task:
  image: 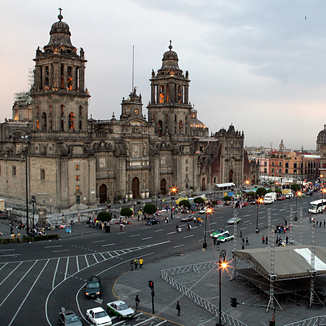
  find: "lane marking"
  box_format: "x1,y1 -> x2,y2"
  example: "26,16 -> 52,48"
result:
0,248 -> 15,251
44,245 -> 63,249
129,234 -> 140,237
174,244 -> 184,248
0,262 -> 23,286
154,229 -> 164,232
64,257 -> 69,280
142,237 -> 152,240
53,249 -> 69,253
91,240 -> 105,243
102,243 -> 115,247
166,232 -> 175,235
183,234 -> 194,238
52,258 -> 60,289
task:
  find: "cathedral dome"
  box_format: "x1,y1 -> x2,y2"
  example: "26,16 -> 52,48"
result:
45,13 -> 74,49
317,124 -> 326,140
159,41 -> 181,72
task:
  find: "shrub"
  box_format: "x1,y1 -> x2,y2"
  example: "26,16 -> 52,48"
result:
143,203 -> 157,215
179,199 -> 191,208
97,211 -> 112,222
120,207 -> 133,217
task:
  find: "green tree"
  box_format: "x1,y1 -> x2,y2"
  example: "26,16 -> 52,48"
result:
223,195 -> 231,201
97,211 -> 112,222
276,188 -> 282,194
194,197 -> 205,204
247,191 -> 256,199
256,187 -> 267,197
291,184 -> 301,192
143,203 -> 157,215
120,207 -> 133,217
179,199 -> 191,208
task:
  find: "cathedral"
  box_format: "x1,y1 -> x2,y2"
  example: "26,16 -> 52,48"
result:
0,12 -> 253,213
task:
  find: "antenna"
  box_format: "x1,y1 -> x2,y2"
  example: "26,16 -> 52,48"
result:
132,45 -> 135,92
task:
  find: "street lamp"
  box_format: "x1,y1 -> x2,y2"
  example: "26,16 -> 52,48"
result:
203,207 -> 212,249
31,195 -> 36,229
256,197 -> 263,233
295,191 -> 302,221
170,187 -> 177,220
217,249 -> 227,326
322,188 -> 326,214
22,135 -> 29,236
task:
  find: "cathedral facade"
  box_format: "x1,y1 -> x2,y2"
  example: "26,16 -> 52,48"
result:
0,13 -> 249,213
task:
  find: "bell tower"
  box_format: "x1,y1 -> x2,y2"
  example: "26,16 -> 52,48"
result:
147,41 -> 192,138
31,9 -> 90,134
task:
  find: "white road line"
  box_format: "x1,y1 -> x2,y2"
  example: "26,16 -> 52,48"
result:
8,260 -> 49,326
91,239 -> 105,243
174,244 -> 184,248
53,249 -> 69,253
166,231 -> 175,235
99,253 -> 105,260
155,320 -> 168,325
129,234 -> 140,237
183,234 -> 194,238
0,254 -> 21,257
76,256 -> 79,273
154,229 -> 164,232
102,243 -> 115,247
0,260 -> 38,307
243,214 -> 251,217
93,254 -> 99,263
210,221 -> 217,225
0,262 -> 23,286
64,257 -> 69,280
133,316 -> 155,325
44,245 -> 63,249
0,248 -> 15,251
85,255 -> 89,267
52,258 -> 60,289
142,237 -> 152,240
0,262 -> 8,271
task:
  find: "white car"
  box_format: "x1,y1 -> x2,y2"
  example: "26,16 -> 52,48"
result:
86,307 -> 112,326
107,300 -> 135,319
227,217 -> 242,224
199,209 -> 206,214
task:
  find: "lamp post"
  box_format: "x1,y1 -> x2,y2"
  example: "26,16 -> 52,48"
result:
322,188 -> 326,214
22,135 -> 29,236
295,191 -> 302,221
256,197 -> 263,233
203,207 -> 212,249
170,187 -> 177,220
217,249 -> 227,326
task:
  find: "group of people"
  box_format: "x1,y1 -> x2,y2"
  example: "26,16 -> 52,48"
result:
130,258 -> 144,271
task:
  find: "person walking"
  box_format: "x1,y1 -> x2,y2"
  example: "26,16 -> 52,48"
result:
262,236 -> 265,244
130,260 -> 134,271
135,295 -> 140,309
176,301 -> 181,316
134,258 -> 138,269
246,237 -> 249,245
139,258 -> 143,269
266,236 -> 268,245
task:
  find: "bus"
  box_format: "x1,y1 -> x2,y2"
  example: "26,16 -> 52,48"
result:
308,199 -> 326,214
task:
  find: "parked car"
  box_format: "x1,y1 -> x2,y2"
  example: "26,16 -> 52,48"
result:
227,217 -> 242,224
306,190 -> 313,195
85,276 -> 101,298
107,300 -> 135,319
145,218 -> 160,225
216,231 -> 234,243
210,228 -> 225,238
86,307 -> 112,326
199,209 -> 206,214
181,215 -> 194,222
277,195 -> 286,201
58,308 -> 82,326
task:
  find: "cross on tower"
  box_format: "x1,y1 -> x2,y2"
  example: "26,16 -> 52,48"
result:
58,7 -> 63,21
169,40 -> 172,50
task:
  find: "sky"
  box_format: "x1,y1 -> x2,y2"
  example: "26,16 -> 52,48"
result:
1,0 -> 326,151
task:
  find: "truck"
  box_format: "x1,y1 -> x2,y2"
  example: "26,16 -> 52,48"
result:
282,189 -> 294,198
263,192 -> 277,204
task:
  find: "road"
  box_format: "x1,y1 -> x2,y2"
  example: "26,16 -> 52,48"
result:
0,192 -> 324,326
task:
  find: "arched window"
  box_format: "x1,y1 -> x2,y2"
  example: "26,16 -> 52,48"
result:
61,120 -> 64,131
36,119 -> 40,130
179,120 -> 183,133
60,65 -> 64,89
159,85 -> 164,103
61,104 -> 64,116
158,120 -> 163,137
79,120 -> 82,131
79,105 -> 82,117
41,112 -> 47,131
67,77 -> 73,90
69,112 -> 75,130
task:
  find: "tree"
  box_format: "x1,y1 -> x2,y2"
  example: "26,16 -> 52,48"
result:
276,188 -> 282,194
256,187 -> 267,197
194,197 -> 205,204
120,207 -> 133,217
97,211 -> 112,222
143,203 -> 157,215
247,191 -> 256,200
223,195 -> 231,201
291,183 -> 301,192
179,199 -> 191,208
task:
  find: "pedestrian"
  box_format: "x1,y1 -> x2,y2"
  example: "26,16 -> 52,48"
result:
139,258 -> 143,269
176,301 -> 181,316
246,237 -> 249,245
187,223 -> 191,231
242,237 -> 245,244
262,236 -> 265,244
213,237 -> 217,245
320,221 -> 322,228
134,258 -> 138,269
135,295 -> 140,308
276,235 -> 279,244
130,260 -> 134,271
266,236 -> 268,245
239,229 -> 242,238
242,243 -> 245,250
286,236 -> 289,245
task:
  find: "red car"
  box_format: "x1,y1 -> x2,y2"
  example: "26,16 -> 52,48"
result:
277,195 -> 286,201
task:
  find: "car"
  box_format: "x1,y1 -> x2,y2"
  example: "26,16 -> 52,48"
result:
145,218 -> 160,225
85,275 -> 101,298
277,195 -> 286,201
199,209 -> 206,214
306,190 -> 313,195
285,192 -> 294,199
86,307 -> 112,326
181,215 -> 194,222
107,300 -> 135,319
227,217 -> 242,224
210,228 -> 225,238
58,308 -> 82,326
216,231 -> 234,243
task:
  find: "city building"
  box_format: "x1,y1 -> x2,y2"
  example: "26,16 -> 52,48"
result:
0,12 -> 249,214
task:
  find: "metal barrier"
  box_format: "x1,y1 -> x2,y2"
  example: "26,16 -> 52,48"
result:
161,262 -> 247,326
283,316 -> 326,326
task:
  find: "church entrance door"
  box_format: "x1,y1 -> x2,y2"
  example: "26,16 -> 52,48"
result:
132,177 -> 140,199
160,179 -> 167,195
99,184 -> 107,203
202,178 -> 206,191
229,170 -> 233,182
